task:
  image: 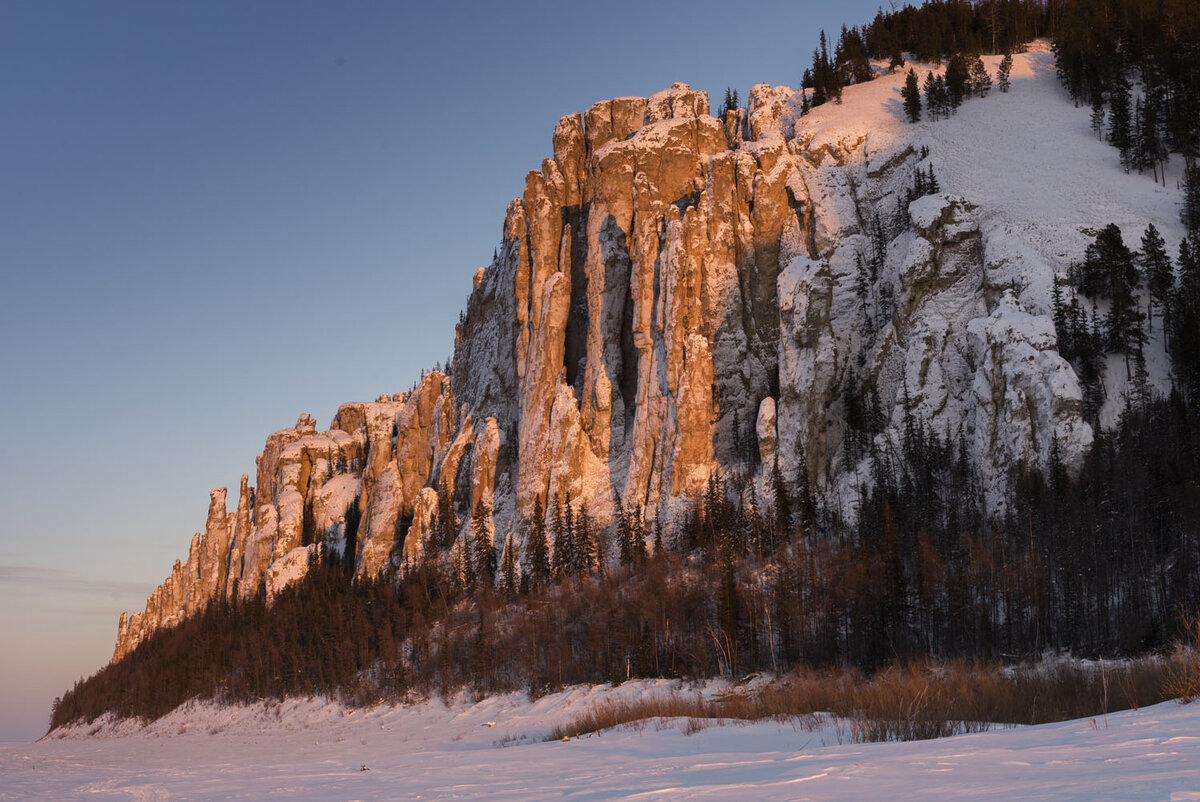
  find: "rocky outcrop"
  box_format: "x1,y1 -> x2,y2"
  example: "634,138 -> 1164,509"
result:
114,77 -> 1095,663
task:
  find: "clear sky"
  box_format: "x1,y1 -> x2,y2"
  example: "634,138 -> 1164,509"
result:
0,0 -> 885,741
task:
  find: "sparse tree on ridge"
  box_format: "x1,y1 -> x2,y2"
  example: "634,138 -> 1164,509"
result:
903,68 -> 922,123
997,52 -> 1013,92
1139,223 -> 1172,332
970,56 -> 992,97
1108,77 -> 1134,171
944,53 -> 970,109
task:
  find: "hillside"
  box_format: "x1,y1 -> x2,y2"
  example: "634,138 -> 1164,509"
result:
50,29 -> 1200,729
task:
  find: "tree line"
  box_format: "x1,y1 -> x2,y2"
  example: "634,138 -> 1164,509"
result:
51,361 -> 1200,729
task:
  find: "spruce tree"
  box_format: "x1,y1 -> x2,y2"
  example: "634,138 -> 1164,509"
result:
616,503 -> 635,567
923,71 -> 940,121
997,52 -> 1013,93
631,504 -> 648,564
551,495 -> 572,580
1183,163 -> 1200,239
574,502 -> 596,574
902,68 -> 922,123
944,54 -> 970,109
1107,77 -> 1133,171
471,500 -> 496,588
1139,223 -> 1172,331
1138,97 -> 1165,183
969,56 -> 992,97
500,533 -> 518,596
771,456 -> 792,541
527,496 -> 549,589
1090,93 -> 1105,139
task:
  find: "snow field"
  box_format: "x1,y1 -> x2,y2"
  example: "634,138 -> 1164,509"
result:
4,681 -> 1200,800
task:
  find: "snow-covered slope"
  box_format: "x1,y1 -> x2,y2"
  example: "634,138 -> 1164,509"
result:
112,42 -> 1188,660
10,687 -> 1200,800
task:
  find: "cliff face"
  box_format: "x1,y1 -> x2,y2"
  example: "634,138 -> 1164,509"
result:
114,65 -> 1096,662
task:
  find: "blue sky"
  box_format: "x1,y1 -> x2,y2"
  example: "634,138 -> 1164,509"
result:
0,0 -> 885,741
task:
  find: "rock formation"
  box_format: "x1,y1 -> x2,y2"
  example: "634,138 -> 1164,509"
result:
114,78 -> 1094,662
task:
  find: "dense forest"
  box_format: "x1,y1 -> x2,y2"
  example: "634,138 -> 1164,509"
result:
51,0 -> 1200,730
51,356 -> 1200,728
796,0 -> 1199,180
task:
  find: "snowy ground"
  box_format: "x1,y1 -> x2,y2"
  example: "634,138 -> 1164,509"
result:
3,681 -> 1200,800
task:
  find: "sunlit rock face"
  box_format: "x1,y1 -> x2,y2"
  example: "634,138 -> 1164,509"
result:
114,79 -> 1089,662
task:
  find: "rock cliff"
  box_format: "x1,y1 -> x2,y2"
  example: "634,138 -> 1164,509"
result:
114,65 -> 1102,662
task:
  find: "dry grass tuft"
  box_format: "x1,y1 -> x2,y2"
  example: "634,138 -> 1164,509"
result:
548,655 -> 1188,744
1164,614 -> 1200,704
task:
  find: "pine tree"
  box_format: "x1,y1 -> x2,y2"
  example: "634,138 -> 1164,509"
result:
471,500 -> 496,589
1090,93 -> 1105,139
500,533 -> 518,596
527,496 -> 549,589
1138,97 -> 1165,183
1139,223 -> 1172,332
997,52 -> 1013,93
944,53 -> 970,109
574,502 -> 596,574
1183,163 -> 1200,239
969,55 -> 992,97
1084,224 -> 1140,353
902,68 -> 922,123
551,494 -> 572,580
631,504 -> 648,565
1107,77 -> 1133,171
616,503 -> 634,567
923,71 -> 940,121
771,455 -> 792,541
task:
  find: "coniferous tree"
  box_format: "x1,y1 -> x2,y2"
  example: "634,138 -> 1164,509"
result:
1183,163 -> 1200,239
1090,93 -> 1105,139
574,502 -> 596,574
471,500 -> 496,589
1107,77 -> 1134,171
997,52 -> 1013,93
944,54 -> 970,109
1098,225 -> 1140,353
969,55 -> 992,97
720,87 -> 736,119
551,495 -> 572,580
923,71 -> 940,121
527,496 -> 549,590
1172,236 -> 1200,395
1138,96 -> 1166,184
500,533 -> 518,597
902,68 -> 922,123
1139,223 -> 1173,331
616,503 -> 635,567
631,504 -> 648,565
771,456 -> 791,542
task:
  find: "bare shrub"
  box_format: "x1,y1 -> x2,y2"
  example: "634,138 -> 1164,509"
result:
1164,614 -> 1200,703
547,656 -> 1181,744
